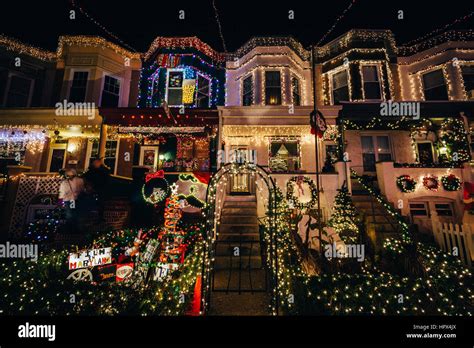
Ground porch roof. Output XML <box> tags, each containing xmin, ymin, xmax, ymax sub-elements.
<box><xmin>98</xmin><ymin>107</ymin><xmax>219</xmax><ymax>128</ymax></box>
<box><xmin>338</xmin><ymin>101</ymin><xmax>474</xmax><ymax>121</ymax></box>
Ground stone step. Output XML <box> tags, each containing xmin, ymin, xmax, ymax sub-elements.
<box><xmin>220</xmin><ymin>215</ymin><xmax>258</xmax><ymax>225</ymax></box>
<box><xmin>211</xmin><ymin>269</ymin><xmax>267</xmax><ymax>291</ymax></box>
<box><xmin>219</xmin><ymin>223</ymin><xmax>259</xmax><ymax>234</ymax></box>
<box><xmin>214</xmin><ymin>241</ymin><xmax>262</xmax><ymax>256</ymax></box>
<box><xmin>221</xmin><ymin>207</ymin><xmax>257</xmax><ymax>216</ymax></box>
<box><xmin>214</xmin><ymin>255</ymin><xmax>263</xmax><ymax>270</ymax></box>
<box><xmin>218</xmin><ymin>233</ymin><xmax>260</xmax><ymax>242</ymax></box>
<box><xmin>223</xmin><ymin>201</ymin><xmax>257</xmax><ymax>208</ymax></box>
<box><xmin>225</xmin><ymin>195</ymin><xmax>256</xmax><ymax>202</ymax></box>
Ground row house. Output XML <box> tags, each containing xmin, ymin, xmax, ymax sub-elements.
<box><xmin>0</xmin><ymin>30</ymin><xmax>473</xmax><ymax>245</ymax></box>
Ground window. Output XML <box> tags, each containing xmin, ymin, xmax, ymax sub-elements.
<box><xmin>332</xmin><ymin>70</ymin><xmax>349</xmax><ymax>104</ymax></box>
<box><xmin>196</xmin><ymin>75</ymin><xmax>210</xmax><ymax>108</ymax></box>
<box><xmin>242</xmin><ymin>75</ymin><xmax>253</xmax><ymax>106</ymax></box>
<box><xmin>291</xmin><ymin>77</ymin><xmax>301</xmax><ymax>106</ymax></box>
<box><xmin>361</xmin><ymin>135</ymin><xmax>392</xmax><ymax>172</ymax></box>
<box><xmin>416</xmin><ymin>142</ymin><xmax>434</xmax><ymax>164</ymax></box>
<box><xmin>90</xmin><ymin>140</ymin><xmax>118</xmax><ymax>173</ymax></box>
<box><xmin>5</xmin><ymin>75</ymin><xmax>32</xmax><ymax>107</ymax></box>
<box><xmin>461</xmin><ymin>65</ymin><xmax>474</xmax><ymax>99</ymax></box>
<box><xmin>422</xmin><ymin>69</ymin><xmax>448</xmax><ymax>101</ymax></box>
<box><xmin>435</xmin><ymin>203</ymin><xmax>453</xmax><ymax>217</ymax></box>
<box><xmin>167</xmin><ymin>71</ymin><xmax>184</xmax><ymax>106</ymax></box>
<box><xmin>269</xmin><ymin>138</ymin><xmax>300</xmax><ymax>172</ymax></box>
<box><xmin>362</xmin><ymin>65</ymin><xmax>382</xmax><ymax>100</ymax></box>
<box><xmin>265</xmin><ymin>71</ymin><xmax>281</xmax><ymax>105</ymax></box>
<box><xmin>409</xmin><ymin>203</ymin><xmax>428</xmax><ymax>217</ymax></box>
<box><xmin>0</xmin><ymin>140</ymin><xmax>26</xmax><ymax>174</ymax></box>
<box><xmin>101</xmin><ymin>76</ymin><xmax>121</xmax><ymax>107</ymax></box>
<box><xmin>69</xmin><ymin>71</ymin><xmax>89</xmax><ymax>103</ymax></box>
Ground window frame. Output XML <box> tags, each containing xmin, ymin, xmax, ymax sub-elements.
<box><xmin>264</xmin><ymin>70</ymin><xmax>282</xmax><ymax>106</ymax></box>
<box><xmin>330</xmin><ymin>69</ymin><xmax>350</xmax><ymax>105</ymax></box>
<box><xmin>195</xmin><ymin>73</ymin><xmax>211</xmax><ymax>108</ymax></box>
<box><xmin>242</xmin><ymin>74</ymin><xmax>254</xmax><ymax>106</ymax></box>
<box><xmin>86</xmin><ymin>139</ymin><xmax>120</xmax><ymax>175</ymax></box>
<box><xmin>421</xmin><ymin>68</ymin><xmax>449</xmax><ymax>101</ymax></box>
<box><xmin>165</xmin><ymin>69</ymin><xmax>185</xmax><ymax>107</ymax></box>
<box><xmin>361</xmin><ymin>64</ymin><xmax>383</xmax><ymax>101</ymax></box>
<box><xmin>3</xmin><ymin>72</ymin><xmax>34</xmax><ymax>107</ymax></box>
<box><xmin>291</xmin><ymin>76</ymin><xmax>301</xmax><ymax>106</ymax></box>
<box><xmin>360</xmin><ymin>134</ymin><xmax>393</xmax><ymax>172</ymax></box>
<box><xmin>100</xmin><ymin>74</ymin><xmax>122</xmax><ymax>107</ymax></box>
<box><xmin>67</xmin><ymin>69</ymin><xmax>90</xmax><ymax>103</ymax></box>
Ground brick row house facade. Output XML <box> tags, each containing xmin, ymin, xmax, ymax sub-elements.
<box><xmin>0</xmin><ymin>30</ymin><xmax>473</xmax><ymax>247</ymax></box>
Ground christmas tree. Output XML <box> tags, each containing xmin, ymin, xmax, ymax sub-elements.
<box><xmin>158</xmin><ymin>183</ymin><xmax>186</xmax><ymax>265</ymax></box>
<box><xmin>327</xmin><ymin>186</ymin><xmax>360</xmax><ymax>244</ymax></box>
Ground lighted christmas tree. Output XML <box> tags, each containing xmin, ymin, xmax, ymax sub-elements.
<box><xmin>158</xmin><ymin>183</ymin><xmax>186</xmax><ymax>265</ymax></box>
<box><xmin>327</xmin><ymin>186</ymin><xmax>360</xmax><ymax>244</ymax></box>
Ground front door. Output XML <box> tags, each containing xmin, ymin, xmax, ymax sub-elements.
<box><xmin>48</xmin><ymin>145</ymin><xmax>67</xmax><ymax>172</ymax></box>
<box><xmin>230</xmin><ymin>147</ymin><xmax>250</xmax><ymax>194</ymax></box>
<box><xmin>140</xmin><ymin>146</ymin><xmax>159</xmax><ymax>171</ymax></box>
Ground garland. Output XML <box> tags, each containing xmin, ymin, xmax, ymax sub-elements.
<box><xmin>441</xmin><ymin>174</ymin><xmax>462</xmax><ymax>191</ymax></box>
<box><xmin>286</xmin><ymin>176</ymin><xmax>318</xmax><ymax>210</ymax></box>
<box><xmin>396</xmin><ymin>175</ymin><xmax>417</xmax><ymax>193</ymax></box>
<box><xmin>422</xmin><ymin>175</ymin><xmax>439</xmax><ymax>191</ymax></box>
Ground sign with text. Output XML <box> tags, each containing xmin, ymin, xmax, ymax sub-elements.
<box><xmin>68</xmin><ymin>247</ymin><xmax>112</xmax><ymax>270</ymax></box>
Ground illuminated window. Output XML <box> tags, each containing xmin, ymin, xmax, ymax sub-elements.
<box><xmin>361</xmin><ymin>135</ymin><xmax>392</xmax><ymax>172</ymax></box>
<box><xmin>332</xmin><ymin>70</ymin><xmax>349</xmax><ymax>104</ymax></box>
<box><xmin>265</xmin><ymin>71</ymin><xmax>281</xmax><ymax>105</ymax></box>
<box><xmin>242</xmin><ymin>75</ymin><xmax>253</xmax><ymax>106</ymax></box>
<box><xmin>422</xmin><ymin>69</ymin><xmax>448</xmax><ymax>101</ymax></box>
<box><xmin>269</xmin><ymin>138</ymin><xmax>300</xmax><ymax>172</ymax></box>
<box><xmin>167</xmin><ymin>71</ymin><xmax>184</xmax><ymax>106</ymax></box>
<box><xmin>362</xmin><ymin>65</ymin><xmax>382</xmax><ymax>100</ymax></box>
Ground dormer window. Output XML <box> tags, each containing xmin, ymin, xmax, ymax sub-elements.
<box><xmin>291</xmin><ymin>77</ymin><xmax>301</xmax><ymax>106</ymax></box>
<box><xmin>362</xmin><ymin>65</ymin><xmax>382</xmax><ymax>100</ymax></box>
<box><xmin>242</xmin><ymin>75</ymin><xmax>253</xmax><ymax>106</ymax></box>
<box><xmin>265</xmin><ymin>71</ymin><xmax>281</xmax><ymax>105</ymax></box>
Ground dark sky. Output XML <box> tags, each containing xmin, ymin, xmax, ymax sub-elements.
<box><xmin>0</xmin><ymin>0</ymin><xmax>473</xmax><ymax>52</ymax></box>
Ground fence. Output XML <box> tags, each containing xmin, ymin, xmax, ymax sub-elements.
<box><xmin>433</xmin><ymin>222</ymin><xmax>474</xmax><ymax>267</ymax></box>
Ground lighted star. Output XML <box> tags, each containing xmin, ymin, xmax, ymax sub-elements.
<box><xmin>170</xmin><ymin>182</ymin><xmax>179</xmax><ymax>194</ymax></box>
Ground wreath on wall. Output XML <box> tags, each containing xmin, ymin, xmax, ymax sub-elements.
<box><xmin>422</xmin><ymin>175</ymin><xmax>439</xmax><ymax>191</ymax></box>
<box><xmin>286</xmin><ymin>176</ymin><xmax>318</xmax><ymax>210</ymax></box>
<box><xmin>441</xmin><ymin>174</ymin><xmax>462</xmax><ymax>191</ymax></box>
<box><xmin>142</xmin><ymin>170</ymin><xmax>170</xmax><ymax>205</ymax></box>
<box><xmin>396</xmin><ymin>175</ymin><xmax>417</xmax><ymax>193</ymax></box>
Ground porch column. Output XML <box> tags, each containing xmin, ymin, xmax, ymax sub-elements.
<box><xmin>98</xmin><ymin>123</ymin><xmax>108</xmax><ymax>163</ymax></box>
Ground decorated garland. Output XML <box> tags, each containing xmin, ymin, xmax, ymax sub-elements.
<box><xmin>441</xmin><ymin>174</ymin><xmax>462</xmax><ymax>191</ymax></box>
<box><xmin>396</xmin><ymin>175</ymin><xmax>417</xmax><ymax>193</ymax></box>
<box><xmin>422</xmin><ymin>175</ymin><xmax>439</xmax><ymax>191</ymax></box>
<box><xmin>286</xmin><ymin>176</ymin><xmax>318</xmax><ymax>210</ymax></box>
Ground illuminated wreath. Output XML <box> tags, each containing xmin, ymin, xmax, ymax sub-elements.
<box><xmin>142</xmin><ymin>175</ymin><xmax>170</xmax><ymax>205</ymax></box>
<box><xmin>286</xmin><ymin>176</ymin><xmax>318</xmax><ymax>210</ymax></box>
<box><xmin>422</xmin><ymin>175</ymin><xmax>439</xmax><ymax>191</ymax></box>
<box><xmin>441</xmin><ymin>174</ymin><xmax>462</xmax><ymax>191</ymax></box>
<box><xmin>396</xmin><ymin>175</ymin><xmax>417</xmax><ymax>193</ymax></box>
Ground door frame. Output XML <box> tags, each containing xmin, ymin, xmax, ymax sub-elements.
<box><xmin>47</xmin><ymin>143</ymin><xmax>67</xmax><ymax>172</ymax></box>
<box><xmin>139</xmin><ymin>145</ymin><xmax>159</xmax><ymax>171</ymax></box>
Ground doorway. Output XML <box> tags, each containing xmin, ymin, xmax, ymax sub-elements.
<box><xmin>139</xmin><ymin>146</ymin><xmax>159</xmax><ymax>171</ymax></box>
<box><xmin>47</xmin><ymin>144</ymin><xmax>67</xmax><ymax>172</ymax></box>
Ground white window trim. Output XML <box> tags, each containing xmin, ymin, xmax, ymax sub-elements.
<box><xmin>85</xmin><ymin>139</ymin><xmax>120</xmax><ymax>175</ymax></box>
<box><xmin>66</xmin><ymin>68</ymin><xmax>91</xmax><ymax>102</ymax></box>
<box><xmin>328</xmin><ymin>67</ymin><xmax>351</xmax><ymax>105</ymax></box>
<box><xmin>165</xmin><ymin>68</ymin><xmax>185</xmax><ymax>107</ymax></box>
<box><xmin>99</xmin><ymin>72</ymin><xmax>123</xmax><ymax>107</ymax></box>
<box><xmin>3</xmin><ymin>72</ymin><xmax>35</xmax><ymax>107</ymax></box>
<box><xmin>360</xmin><ymin>63</ymin><xmax>384</xmax><ymax>101</ymax></box>
<box><xmin>47</xmin><ymin>143</ymin><xmax>67</xmax><ymax>173</ymax></box>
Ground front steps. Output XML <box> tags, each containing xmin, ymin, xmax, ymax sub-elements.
<box><xmin>208</xmin><ymin>194</ymin><xmax>270</xmax><ymax>315</ymax></box>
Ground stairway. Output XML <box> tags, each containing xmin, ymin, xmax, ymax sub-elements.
<box><xmin>208</xmin><ymin>194</ymin><xmax>271</xmax><ymax>316</ymax></box>
<box><xmin>350</xmin><ymin>178</ymin><xmax>402</xmax><ymax>249</ymax></box>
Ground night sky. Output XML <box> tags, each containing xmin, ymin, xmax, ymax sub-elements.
<box><xmin>0</xmin><ymin>0</ymin><xmax>473</xmax><ymax>52</ymax></box>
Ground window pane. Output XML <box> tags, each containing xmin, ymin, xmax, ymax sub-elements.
<box><xmin>69</xmin><ymin>71</ymin><xmax>88</xmax><ymax>103</ymax></box>
<box><xmin>292</xmin><ymin>77</ymin><xmax>300</xmax><ymax>106</ymax></box>
<box><xmin>196</xmin><ymin>75</ymin><xmax>210</xmax><ymax>107</ymax></box>
<box><xmin>362</xmin><ymin>66</ymin><xmax>379</xmax><ymax>82</ymax></box>
<box><xmin>101</xmin><ymin>77</ymin><xmax>121</xmax><ymax>107</ymax></box>
<box><xmin>333</xmin><ymin>71</ymin><xmax>348</xmax><ymax>89</ymax></box>
<box><xmin>462</xmin><ymin>66</ymin><xmax>474</xmax><ymax>96</ymax></box>
<box><xmin>376</xmin><ymin>136</ymin><xmax>390</xmax><ymax>152</ymax></box>
<box><xmin>332</xmin><ymin>71</ymin><xmax>349</xmax><ymax>104</ymax></box>
<box><xmin>265</xmin><ymin>71</ymin><xmax>280</xmax><ymax>87</ymax></box>
<box><xmin>423</xmin><ymin>70</ymin><xmax>445</xmax><ymax>89</ymax></box>
<box><xmin>168</xmin><ymin>72</ymin><xmax>183</xmax><ymax>87</ymax></box>
<box><xmin>363</xmin><ymin>153</ymin><xmax>376</xmax><ymax>172</ymax></box>
<box><xmin>168</xmin><ymin>89</ymin><xmax>182</xmax><ymax>105</ymax></box>
<box><xmin>361</xmin><ymin>136</ymin><xmax>374</xmax><ymax>153</ymax></box>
